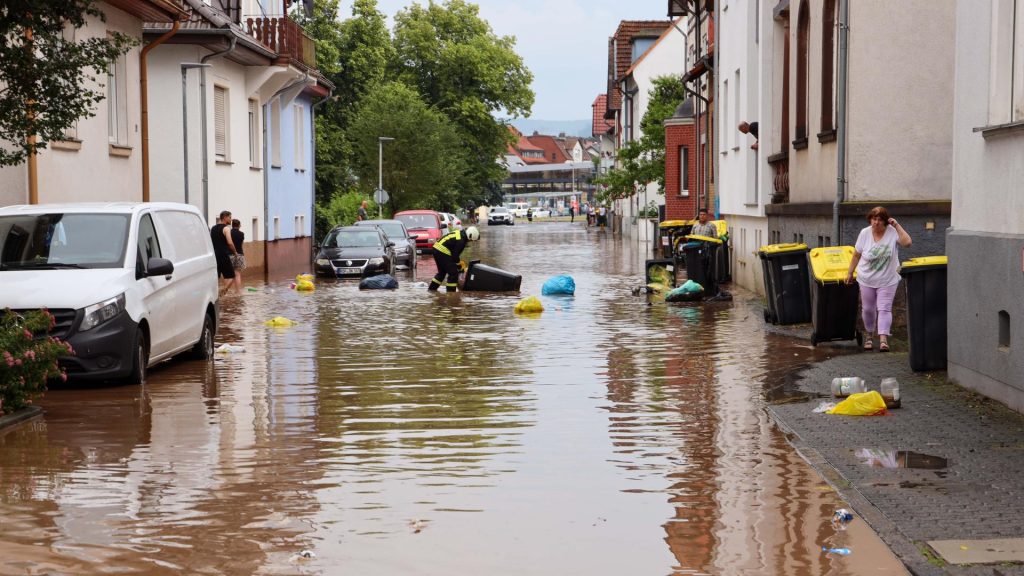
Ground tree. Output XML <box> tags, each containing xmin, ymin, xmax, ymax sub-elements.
<box><xmin>392</xmin><ymin>0</ymin><xmax>534</xmax><ymax>207</ymax></box>
<box><xmin>347</xmin><ymin>82</ymin><xmax>467</xmax><ymax>213</ymax></box>
<box><xmin>596</xmin><ymin>75</ymin><xmax>687</xmax><ymax>201</ymax></box>
<box><xmin>0</xmin><ymin>1</ymin><xmax>135</xmax><ymax>166</ymax></box>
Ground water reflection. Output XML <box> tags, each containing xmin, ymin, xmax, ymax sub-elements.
<box><xmin>0</xmin><ymin>222</ymin><xmax>906</xmax><ymax>575</ymax></box>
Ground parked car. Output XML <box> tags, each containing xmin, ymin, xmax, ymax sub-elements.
<box><xmin>314</xmin><ymin>226</ymin><xmax>397</xmax><ymax>278</ymax></box>
<box><xmin>354</xmin><ymin>219</ymin><xmax>417</xmax><ymax>270</ymax></box>
<box><xmin>394</xmin><ymin>210</ymin><xmax>445</xmax><ymax>253</ymax></box>
<box><xmin>488</xmin><ymin>206</ymin><xmax>515</xmax><ymax>225</ymax></box>
<box><xmin>439</xmin><ymin>212</ymin><xmax>457</xmax><ymax>232</ymax></box>
<box><xmin>0</xmin><ymin>202</ymin><xmax>220</xmax><ymax>384</ymax></box>
<box><xmin>443</xmin><ymin>212</ymin><xmax>462</xmax><ymax>230</ymax></box>
<box><xmin>506</xmin><ymin>202</ymin><xmax>529</xmax><ymax>218</ymax></box>
<box><xmin>529</xmin><ymin>207</ymin><xmax>552</xmax><ymax>219</ymax></box>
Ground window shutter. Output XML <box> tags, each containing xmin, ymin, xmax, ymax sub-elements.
<box><xmin>214</xmin><ymin>86</ymin><xmax>227</xmax><ymax>159</ymax></box>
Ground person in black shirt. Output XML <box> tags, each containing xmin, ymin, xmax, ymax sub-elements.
<box><xmin>738</xmin><ymin>121</ymin><xmax>759</xmax><ymax>150</ymax></box>
<box><xmin>211</xmin><ymin>210</ymin><xmax>239</xmax><ymax>292</ymax></box>
<box><xmin>230</xmin><ymin>219</ymin><xmax>246</xmax><ymax>290</ymax></box>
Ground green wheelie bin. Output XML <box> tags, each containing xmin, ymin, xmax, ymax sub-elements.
<box><xmin>808</xmin><ymin>246</ymin><xmax>863</xmax><ymax>347</ymax></box>
<box><xmin>900</xmin><ymin>256</ymin><xmax>948</xmax><ymax>371</ymax></box>
<box><xmin>758</xmin><ymin>243</ymin><xmax>812</xmax><ymax>325</ymax></box>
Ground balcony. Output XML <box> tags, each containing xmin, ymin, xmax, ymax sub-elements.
<box><xmin>245</xmin><ymin>16</ymin><xmax>316</xmax><ymax>69</ymax></box>
<box><xmin>767</xmin><ymin>152</ymin><xmax>789</xmax><ymax>204</ymax></box>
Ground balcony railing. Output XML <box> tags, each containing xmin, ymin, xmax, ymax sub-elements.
<box><xmin>767</xmin><ymin>152</ymin><xmax>789</xmax><ymax>204</ymax></box>
<box><xmin>245</xmin><ymin>16</ymin><xmax>316</xmax><ymax>69</ymax></box>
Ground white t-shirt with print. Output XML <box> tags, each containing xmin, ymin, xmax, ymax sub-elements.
<box><xmin>855</xmin><ymin>226</ymin><xmax>901</xmax><ymax>288</ymax></box>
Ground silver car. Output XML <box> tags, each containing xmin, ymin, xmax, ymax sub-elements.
<box><xmin>354</xmin><ymin>219</ymin><xmax>417</xmax><ymax>270</ymax></box>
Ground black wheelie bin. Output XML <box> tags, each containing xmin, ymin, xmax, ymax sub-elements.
<box><xmin>808</xmin><ymin>246</ymin><xmax>862</xmax><ymax>347</ymax></box>
<box><xmin>683</xmin><ymin>234</ymin><xmax>723</xmax><ymax>296</ymax></box>
<box><xmin>900</xmin><ymin>256</ymin><xmax>948</xmax><ymax>371</ymax></box>
<box><xmin>758</xmin><ymin>243</ymin><xmax>812</xmax><ymax>325</ymax></box>
<box><xmin>462</xmin><ymin>260</ymin><xmax>522</xmax><ymax>292</ymax></box>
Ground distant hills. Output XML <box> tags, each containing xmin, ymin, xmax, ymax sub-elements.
<box><xmin>508</xmin><ymin>118</ymin><xmax>592</xmax><ymax>137</ymax></box>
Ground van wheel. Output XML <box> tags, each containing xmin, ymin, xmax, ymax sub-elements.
<box><xmin>191</xmin><ymin>313</ymin><xmax>215</xmax><ymax>360</ymax></box>
<box><xmin>129</xmin><ymin>328</ymin><xmax>148</xmax><ymax>385</ymax></box>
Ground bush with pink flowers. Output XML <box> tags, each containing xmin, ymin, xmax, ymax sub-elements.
<box><xmin>1</xmin><ymin>309</ymin><xmax>71</xmax><ymax>415</ymax></box>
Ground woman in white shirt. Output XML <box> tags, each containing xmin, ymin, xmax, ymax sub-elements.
<box><xmin>844</xmin><ymin>206</ymin><xmax>913</xmax><ymax>351</ymax></box>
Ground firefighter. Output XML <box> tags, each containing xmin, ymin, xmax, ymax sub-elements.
<box><xmin>429</xmin><ymin>226</ymin><xmax>480</xmax><ymax>292</ymax></box>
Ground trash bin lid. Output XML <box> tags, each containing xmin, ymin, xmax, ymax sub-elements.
<box><xmin>759</xmin><ymin>242</ymin><xmax>808</xmax><ymax>256</ymax></box>
<box><xmin>710</xmin><ymin>220</ymin><xmax>728</xmax><ymax>238</ymax></box>
<box><xmin>809</xmin><ymin>246</ymin><xmax>856</xmax><ymax>283</ymax></box>
<box><xmin>660</xmin><ymin>219</ymin><xmax>694</xmax><ymax>229</ymax></box>
<box><xmin>900</xmin><ymin>255</ymin><xmax>948</xmax><ymax>274</ymax></box>
<box><xmin>685</xmin><ymin>234</ymin><xmax>724</xmax><ymax>244</ymax></box>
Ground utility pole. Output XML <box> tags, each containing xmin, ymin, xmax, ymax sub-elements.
<box><xmin>378</xmin><ymin>136</ymin><xmax>394</xmax><ymax>218</ymax></box>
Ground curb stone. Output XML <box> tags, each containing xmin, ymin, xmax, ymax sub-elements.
<box><xmin>0</xmin><ymin>406</ymin><xmax>44</xmax><ymax>434</ymax></box>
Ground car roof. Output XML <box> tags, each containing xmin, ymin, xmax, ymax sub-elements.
<box><xmin>331</xmin><ymin>225</ymin><xmax>380</xmax><ymax>233</ymax></box>
<box><xmin>355</xmin><ymin>219</ymin><xmax>404</xmax><ymax>226</ymax></box>
<box><xmin>0</xmin><ymin>202</ymin><xmax>201</xmax><ymax>217</ymax></box>
<box><xmin>394</xmin><ymin>210</ymin><xmax>440</xmax><ymax>215</ymax></box>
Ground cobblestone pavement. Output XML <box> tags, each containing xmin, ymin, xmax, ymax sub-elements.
<box><xmin>760</xmin><ymin>303</ymin><xmax>1024</xmax><ymax>576</ymax></box>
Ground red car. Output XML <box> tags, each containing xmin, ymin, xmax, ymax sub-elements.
<box><xmin>394</xmin><ymin>210</ymin><xmax>445</xmax><ymax>253</ymax></box>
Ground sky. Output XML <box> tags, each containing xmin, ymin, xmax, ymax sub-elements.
<box><xmin>369</xmin><ymin>0</ymin><xmax>673</xmax><ymax>121</ymax></box>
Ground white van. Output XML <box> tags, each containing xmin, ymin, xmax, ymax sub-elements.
<box><xmin>506</xmin><ymin>202</ymin><xmax>529</xmax><ymax>218</ymax></box>
<box><xmin>0</xmin><ymin>203</ymin><xmax>220</xmax><ymax>384</ymax></box>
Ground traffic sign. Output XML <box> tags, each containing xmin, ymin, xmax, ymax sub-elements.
<box><xmin>374</xmin><ymin>188</ymin><xmax>389</xmax><ymax>204</ymax></box>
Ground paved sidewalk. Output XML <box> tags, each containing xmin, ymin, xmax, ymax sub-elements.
<box><xmin>762</xmin><ymin>312</ymin><xmax>1024</xmax><ymax>575</ymax></box>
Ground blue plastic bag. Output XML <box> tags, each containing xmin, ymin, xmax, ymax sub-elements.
<box><xmin>665</xmin><ymin>279</ymin><xmax>704</xmax><ymax>302</ymax></box>
<box><xmin>359</xmin><ymin>274</ymin><xmax>398</xmax><ymax>290</ymax></box>
<box><xmin>541</xmin><ymin>275</ymin><xmax>576</xmax><ymax>295</ymax></box>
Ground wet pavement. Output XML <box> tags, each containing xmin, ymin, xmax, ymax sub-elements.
<box><xmin>0</xmin><ymin>222</ymin><xmax>907</xmax><ymax>575</ymax></box>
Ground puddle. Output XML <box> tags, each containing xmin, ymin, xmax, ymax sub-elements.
<box><xmin>856</xmin><ymin>449</ymin><xmax>948</xmax><ymax>469</ymax></box>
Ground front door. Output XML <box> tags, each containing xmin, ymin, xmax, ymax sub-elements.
<box><xmin>134</xmin><ymin>213</ymin><xmax>177</xmax><ymax>360</ymax></box>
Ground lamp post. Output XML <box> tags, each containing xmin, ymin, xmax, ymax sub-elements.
<box><xmin>378</xmin><ymin>136</ymin><xmax>394</xmax><ymax>218</ymax></box>
<box><xmin>181</xmin><ymin>63</ymin><xmax>212</xmax><ymax>205</ymax></box>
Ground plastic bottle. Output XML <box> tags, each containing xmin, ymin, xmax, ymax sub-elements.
<box><xmin>830</xmin><ymin>377</ymin><xmax>866</xmax><ymax>398</ymax></box>
<box><xmin>880</xmin><ymin>377</ymin><xmax>901</xmax><ymax>409</ymax></box>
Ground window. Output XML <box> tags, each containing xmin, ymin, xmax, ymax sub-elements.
<box><xmin>722</xmin><ymin>78</ymin><xmax>729</xmax><ymax>151</ymax></box>
<box><xmin>679</xmin><ymin>146</ymin><xmax>689</xmax><ymax>196</ymax></box>
<box><xmin>136</xmin><ymin>214</ymin><xmax>162</xmax><ymax>274</ymax></box>
<box><xmin>821</xmin><ymin>0</ymin><xmax>836</xmax><ymax>134</ymax></box>
<box><xmin>795</xmin><ymin>0</ymin><xmax>810</xmax><ymax>146</ymax></box>
<box><xmin>293</xmin><ymin>104</ymin><xmax>305</xmax><ymax>169</ymax></box>
<box><xmin>270</xmin><ymin>99</ymin><xmax>281</xmax><ymax>167</ymax></box>
<box><xmin>248</xmin><ymin>98</ymin><xmax>260</xmax><ymax>167</ymax></box>
<box><xmin>631</xmin><ymin>38</ymin><xmax>656</xmax><ymax>62</ymax></box>
<box><xmin>107</xmin><ymin>47</ymin><xmax>128</xmax><ymax>146</ymax></box>
<box><xmin>273</xmin><ymin>216</ymin><xmax>280</xmax><ymax>240</ymax></box>
<box><xmin>734</xmin><ymin>69</ymin><xmax>741</xmax><ymax>149</ymax></box>
<box><xmin>251</xmin><ymin>217</ymin><xmax>259</xmax><ymax>242</ymax></box>
<box><xmin>214</xmin><ymin>86</ymin><xmax>229</xmax><ymax>161</ymax></box>
<box><xmin>989</xmin><ymin>0</ymin><xmax>1024</xmax><ymax>124</ymax></box>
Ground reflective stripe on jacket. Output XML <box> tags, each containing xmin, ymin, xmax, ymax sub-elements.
<box><xmin>433</xmin><ymin>229</ymin><xmax>466</xmax><ymax>257</ymax></box>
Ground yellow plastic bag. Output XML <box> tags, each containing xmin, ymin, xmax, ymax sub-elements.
<box><xmin>514</xmin><ymin>296</ymin><xmax>544</xmax><ymax>315</ymax></box>
<box><xmin>647</xmin><ymin>265</ymin><xmax>672</xmax><ymax>287</ymax></box>
<box><xmin>264</xmin><ymin>316</ymin><xmax>297</xmax><ymax>327</ymax></box>
<box><xmin>296</xmin><ymin>273</ymin><xmax>314</xmax><ymax>283</ymax></box>
<box><xmin>295</xmin><ymin>280</ymin><xmax>315</xmax><ymax>292</ymax></box>
<box><xmin>828</xmin><ymin>391</ymin><xmax>888</xmax><ymax>416</ymax></box>
<box><xmin>646</xmin><ymin>282</ymin><xmax>669</xmax><ymax>294</ymax></box>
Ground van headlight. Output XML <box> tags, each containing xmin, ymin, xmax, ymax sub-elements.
<box><xmin>80</xmin><ymin>293</ymin><xmax>126</xmax><ymax>331</ymax></box>
<box><xmin>368</xmin><ymin>257</ymin><xmax>384</xmax><ymax>266</ymax></box>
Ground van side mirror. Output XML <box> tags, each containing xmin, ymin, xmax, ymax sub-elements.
<box><xmin>146</xmin><ymin>258</ymin><xmax>174</xmax><ymax>277</ymax></box>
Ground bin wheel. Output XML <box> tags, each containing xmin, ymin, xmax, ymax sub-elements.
<box><xmin>856</xmin><ymin>331</ymin><xmax>864</xmax><ymax>347</ymax></box>
<box><xmin>810</xmin><ymin>332</ymin><xmax>819</xmax><ymax>347</ymax></box>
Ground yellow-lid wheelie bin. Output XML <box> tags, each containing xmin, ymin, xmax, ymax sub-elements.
<box><xmin>683</xmin><ymin>234</ymin><xmax>724</xmax><ymax>296</ymax></box>
<box><xmin>900</xmin><ymin>256</ymin><xmax>948</xmax><ymax>371</ymax></box>
<box><xmin>758</xmin><ymin>243</ymin><xmax>812</xmax><ymax>325</ymax></box>
<box><xmin>658</xmin><ymin>219</ymin><xmax>695</xmax><ymax>260</ymax></box>
<box><xmin>808</xmin><ymin>246</ymin><xmax>863</xmax><ymax>347</ymax></box>
<box><xmin>710</xmin><ymin>220</ymin><xmax>731</xmax><ymax>283</ymax></box>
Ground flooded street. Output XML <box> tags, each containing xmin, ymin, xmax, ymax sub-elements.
<box><xmin>0</xmin><ymin>223</ymin><xmax>906</xmax><ymax>575</ymax></box>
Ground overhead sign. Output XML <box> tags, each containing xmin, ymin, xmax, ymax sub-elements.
<box><xmin>373</xmin><ymin>188</ymin><xmax>389</xmax><ymax>204</ymax></box>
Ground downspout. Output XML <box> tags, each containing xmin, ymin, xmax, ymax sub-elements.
<box><xmin>834</xmin><ymin>0</ymin><xmax>849</xmax><ymax>245</ymax></box>
<box><xmin>141</xmin><ymin>19</ymin><xmax>182</xmax><ymax>202</ymax></box>
<box><xmin>712</xmin><ymin>0</ymin><xmax>720</xmax><ymax>219</ymax></box>
<box><xmin>200</xmin><ymin>36</ymin><xmax>237</xmax><ymax>223</ymax></box>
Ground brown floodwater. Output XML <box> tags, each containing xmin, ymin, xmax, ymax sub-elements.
<box><xmin>0</xmin><ymin>222</ymin><xmax>907</xmax><ymax>575</ymax></box>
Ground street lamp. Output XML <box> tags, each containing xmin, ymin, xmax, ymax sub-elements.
<box><xmin>378</xmin><ymin>136</ymin><xmax>394</xmax><ymax>218</ymax></box>
<box><xmin>181</xmin><ymin>62</ymin><xmax>212</xmax><ymax>205</ymax></box>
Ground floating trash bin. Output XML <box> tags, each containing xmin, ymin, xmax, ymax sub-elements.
<box><xmin>901</xmin><ymin>256</ymin><xmax>948</xmax><ymax>372</ymax></box>
<box><xmin>462</xmin><ymin>260</ymin><xmax>522</xmax><ymax>292</ymax></box>
<box><xmin>683</xmin><ymin>234</ymin><xmax>723</xmax><ymax>296</ymax></box>
<box><xmin>645</xmin><ymin>259</ymin><xmax>676</xmax><ymax>290</ymax></box>
<box><xmin>758</xmin><ymin>243</ymin><xmax>811</xmax><ymax>325</ymax></box>
<box><xmin>808</xmin><ymin>246</ymin><xmax>862</xmax><ymax>347</ymax></box>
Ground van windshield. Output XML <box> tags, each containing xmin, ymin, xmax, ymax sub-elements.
<box><xmin>0</xmin><ymin>213</ymin><xmax>131</xmax><ymax>270</ymax></box>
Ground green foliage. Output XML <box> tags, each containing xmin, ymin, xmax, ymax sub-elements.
<box><xmin>595</xmin><ymin>75</ymin><xmax>687</xmax><ymax>201</ymax></box>
<box><xmin>391</xmin><ymin>0</ymin><xmax>533</xmax><ymax>206</ymax></box>
<box><xmin>317</xmin><ymin>191</ymin><xmax>378</xmax><ymax>237</ymax></box>
<box><xmin>348</xmin><ymin>82</ymin><xmax>467</xmax><ymax>213</ymax></box>
<box><xmin>1</xmin><ymin>310</ymin><xmax>71</xmax><ymax>414</ymax></box>
<box><xmin>0</xmin><ymin>0</ymin><xmax>136</xmax><ymax>166</ymax></box>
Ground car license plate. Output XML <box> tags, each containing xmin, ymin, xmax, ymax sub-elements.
<box><xmin>337</xmin><ymin>267</ymin><xmax>361</xmax><ymax>275</ymax></box>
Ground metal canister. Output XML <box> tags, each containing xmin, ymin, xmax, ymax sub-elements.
<box><xmin>831</xmin><ymin>376</ymin><xmax>866</xmax><ymax>398</ymax></box>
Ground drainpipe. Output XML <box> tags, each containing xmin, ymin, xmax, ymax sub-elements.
<box><xmin>199</xmin><ymin>37</ymin><xmax>237</xmax><ymax>223</ymax></box>
<box><xmin>834</xmin><ymin>0</ymin><xmax>849</xmax><ymax>245</ymax></box>
<box><xmin>712</xmin><ymin>0</ymin><xmax>720</xmax><ymax>219</ymax></box>
<box><xmin>141</xmin><ymin>19</ymin><xmax>182</xmax><ymax>202</ymax></box>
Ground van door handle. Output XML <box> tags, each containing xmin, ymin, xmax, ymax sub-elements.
<box><xmin>164</xmin><ymin>274</ymin><xmax>173</xmax><ymax>281</ymax></box>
